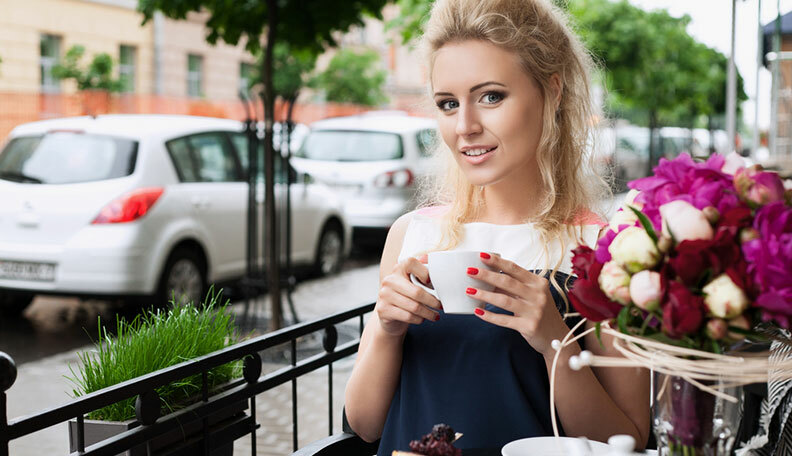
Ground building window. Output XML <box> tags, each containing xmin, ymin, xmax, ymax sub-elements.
<box><xmin>239</xmin><ymin>62</ymin><xmax>256</xmax><ymax>95</ymax></box>
<box><xmin>119</xmin><ymin>45</ymin><xmax>136</xmax><ymax>93</ymax></box>
<box><xmin>40</xmin><ymin>34</ymin><xmax>61</xmax><ymax>93</ymax></box>
<box><xmin>187</xmin><ymin>54</ymin><xmax>203</xmax><ymax>97</ymax></box>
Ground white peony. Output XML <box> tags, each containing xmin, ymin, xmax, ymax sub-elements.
<box><xmin>598</xmin><ymin>261</ymin><xmax>631</xmax><ymax>305</ymax></box>
<box><xmin>702</xmin><ymin>274</ymin><xmax>750</xmax><ymax>319</ymax></box>
<box><xmin>629</xmin><ymin>270</ymin><xmax>663</xmax><ymax>311</ymax></box>
<box><xmin>660</xmin><ymin>200</ymin><xmax>714</xmax><ymax>243</ymax></box>
<box><xmin>608</xmin><ymin>226</ymin><xmax>661</xmax><ymax>273</ymax></box>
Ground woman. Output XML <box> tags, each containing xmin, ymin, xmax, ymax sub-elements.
<box><xmin>344</xmin><ymin>0</ymin><xmax>650</xmax><ymax>452</ymax></box>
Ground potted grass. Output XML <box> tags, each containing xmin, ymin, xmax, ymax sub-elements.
<box><xmin>66</xmin><ymin>290</ymin><xmax>245</xmax><ymax>456</ymax></box>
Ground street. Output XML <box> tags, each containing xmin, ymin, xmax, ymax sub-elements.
<box><xmin>1</xmin><ymin>242</ymin><xmax>384</xmax><ymax>456</ymax></box>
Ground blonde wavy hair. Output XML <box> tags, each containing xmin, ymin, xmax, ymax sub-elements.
<box><xmin>418</xmin><ymin>0</ymin><xmax>611</xmax><ymax>302</ymax></box>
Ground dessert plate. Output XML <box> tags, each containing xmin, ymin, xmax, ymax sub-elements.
<box><xmin>502</xmin><ymin>436</ymin><xmax>611</xmax><ymax>455</ymax></box>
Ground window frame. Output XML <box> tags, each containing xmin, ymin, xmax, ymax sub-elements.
<box><xmin>40</xmin><ymin>34</ymin><xmax>62</xmax><ymax>93</ymax></box>
<box><xmin>165</xmin><ymin>131</ymin><xmax>246</xmax><ymax>183</ymax></box>
<box><xmin>119</xmin><ymin>45</ymin><xmax>136</xmax><ymax>93</ymax></box>
<box><xmin>187</xmin><ymin>54</ymin><xmax>204</xmax><ymax>98</ymax></box>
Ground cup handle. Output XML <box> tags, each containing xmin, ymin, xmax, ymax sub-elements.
<box><xmin>409</xmin><ymin>273</ymin><xmax>438</xmax><ymax>299</ymax></box>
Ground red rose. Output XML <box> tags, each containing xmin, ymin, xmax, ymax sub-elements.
<box><xmin>662</xmin><ymin>281</ymin><xmax>705</xmax><ymax>338</ymax></box>
<box><xmin>569</xmin><ymin>246</ymin><xmax>623</xmax><ymax>322</ymax></box>
<box><xmin>669</xmin><ymin>229</ymin><xmax>741</xmax><ymax>287</ymax></box>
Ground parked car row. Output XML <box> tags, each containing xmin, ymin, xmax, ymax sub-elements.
<box><xmin>0</xmin><ymin>115</ymin><xmax>351</xmax><ymax>316</ymax></box>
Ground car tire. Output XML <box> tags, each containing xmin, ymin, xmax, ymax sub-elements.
<box><xmin>156</xmin><ymin>247</ymin><xmax>207</xmax><ymax>307</ymax></box>
<box><xmin>314</xmin><ymin>221</ymin><xmax>344</xmax><ymax>276</ymax></box>
<box><xmin>0</xmin><ymin>292</ymin><xmax>35</xmax><ymax>318</ymax></box>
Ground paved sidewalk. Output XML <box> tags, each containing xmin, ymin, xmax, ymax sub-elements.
<box><xmin>5</xmin><ymin>264</ymin><xmax>379</xmax><ymax>456</ymax></box>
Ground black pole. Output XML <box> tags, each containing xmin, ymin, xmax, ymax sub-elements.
<box><xmin>263</xmin><ymin>0</ymin><xmax>282</xmax><ymax>331</ymax></box>
<box><xmin>283</xmin><ymin>97</ymin><xmax>299</xmax><ymax>325</ymax></box>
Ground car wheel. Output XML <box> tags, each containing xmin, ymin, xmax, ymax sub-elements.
<box><xmin>157</xmin><ymin>247</ymin><xmax>207</xmax><ymax>307</ymax></box>
<box><xmin>315</xmin><ymin>222</ymin><xmax>344</xmax><ymax>276</ymax></box>
<box><xmin>0</xmin><ymin>292</ymin><xmax>35</xmax><ymax>318</ymax></box>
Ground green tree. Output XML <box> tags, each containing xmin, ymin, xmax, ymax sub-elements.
<box><xmin>311</xmin><ymin>49</ymin><xmax>388</xmax><ymax>106</ymax></box>
<box><xmin>569</xmin><ymin>0</ymin><xmax>745</xmax><ymax>169</ymax></box>
<box><xmin>138</xmin><ymin>0</ymin><xmax>389</xmax><ymax>330</ymax></box>
<box><xmin>51</xmin><ymin>45</ymin><xmax>122</xmax><ymax>92</ymax></box>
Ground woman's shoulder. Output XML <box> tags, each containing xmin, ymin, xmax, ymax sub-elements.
<box><xmin>568</xmin><ymin>207</ymin><xmax>607</xmax><ymax>227</ymax></box>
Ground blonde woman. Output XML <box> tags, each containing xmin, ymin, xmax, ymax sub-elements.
<box><xmin>345</xmin><ymin>0</ymin><xmax>650</xmax><ymax>452</ymax></box>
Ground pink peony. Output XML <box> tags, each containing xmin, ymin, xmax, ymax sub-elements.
<box><xmin>734</xmin><ymin>166</ymin><xmax>786</xmax><ymax>207</ymax></box>
<box><xmin>629</xmin><ymin>153</ymin><xmax>741</xmax><ymax>232</ymax></box>
<box><xmin>743</xmin><ymin>202</ymin><xmax>792</xmax><ymax>328</ymax></box>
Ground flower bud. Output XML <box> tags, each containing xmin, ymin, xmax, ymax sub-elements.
<box><xmin>702</xmin><ymin>274</ymin><xmax>750</xmax><ymax>319</ymax></box>
<box><xmin>660</xmin><ymin>200</ymin><xmax>714</xmax><ymax>243</ymax></box>
<box><xmin>740</xmin><ymin>227</ymin><xmax>760</xmax><ymax>244</ymax></box>
<box><xmin>608</xmin><ymin>226</ymin><xmax>661</xmax><ymax>273</ymax></box>
<box><xmin>735</xmin><ymin>166</ymin><xmax>786</xmax><ymax>206</ymax></box>
<box><xmin>629</xmin><ymin>270</ymin><xmax>663</xmax><ymax>311</ymax></box>
<box><xmin>598</xmin><ymin>261</ymin><xmax>631</xmax><ymax>305</ymax></box>
<box><xmin>623</xmin><ymin>189</ymin><xmax>643</xmax><ymax>209</ymax></box>
<box><xmin>702</xmin><ymin>206</ymin><xmax>720</xmax><ymax>224</ymax></box>
<box><xmin>609</xmin><ymin>208</ymin><xmax>638</xmax><ymax>232</ymax></box>
<box><xmin>706</xmin><ymin>318</ymin><xmax>728</xmax><ymax>340</ymax></box>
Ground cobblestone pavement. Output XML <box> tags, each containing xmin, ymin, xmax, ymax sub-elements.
<box><xmin>5</xmin><ymin>264</ymin><xmax>379</xmax><ymax>456</ymax></box>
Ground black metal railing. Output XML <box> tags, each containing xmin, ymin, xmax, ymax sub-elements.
<box><xmin>0</xmin><ymin>302</ymin><xmax>375</xmax><ymax>456</ymax></box>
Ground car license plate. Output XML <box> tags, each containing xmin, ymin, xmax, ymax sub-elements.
<box><xmin>0</xmin><ymin>260</ymin><xmax>56</xmax><ymax>282</ymax></box>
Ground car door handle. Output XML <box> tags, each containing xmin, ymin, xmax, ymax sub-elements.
<box><xmin>190</xmin><ymin>197</ymin><xmax>210</xmax><ymax>210</ymax></box>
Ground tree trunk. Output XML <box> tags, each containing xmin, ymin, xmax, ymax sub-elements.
<box><xmin>263</xmin><ymin>0</ymin><xmax>282</xmax><ymax>331</ymax></box>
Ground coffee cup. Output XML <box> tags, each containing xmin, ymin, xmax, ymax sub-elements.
<box><xmin>410</xmin><ymin>250</ymin><xmax>497</xmax><ymax>314</ymax></box>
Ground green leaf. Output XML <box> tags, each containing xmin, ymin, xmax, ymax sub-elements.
<box><xmin>617</xmin><ymin>305</ymin><xmax>631</xmax><ymax>334</ymax></box>
<box><xmin>627</xmin><ymin>205</ymin><xmax>658</xmax><ymax>244</ymax></box>
<box><xmin>594</xmin><ymin>321</ymin><xmax>605</xmax><ymax>349</ymax></box>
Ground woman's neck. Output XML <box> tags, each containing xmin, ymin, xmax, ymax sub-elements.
<box><xmin>476</xmin><ymin>167</ymin><xmax>545</xmax><ymax>225</ymax></box>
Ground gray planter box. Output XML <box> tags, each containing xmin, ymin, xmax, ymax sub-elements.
<box><xmin>68</xmin><ymin>399</ymin><xmax>247</xmax><ymax>456</ymax></box>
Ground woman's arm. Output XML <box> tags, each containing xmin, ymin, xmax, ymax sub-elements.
<box><xmin>467</xmin><ymin>254</ymin><xmax>650</xmax><ymax>448</ymax></box>
<box><xmin>344</xmin><ymin>212</ymin><xmax>441</xmax><ymax>442</ymax></box>
<box><xmin>544</xmin><ymin>323</ymin><xmax>651</xmax><ymax>448</ymax></box>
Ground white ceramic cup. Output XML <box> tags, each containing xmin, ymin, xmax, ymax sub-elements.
<box><xmin>409</xmin><ymin>250</ymin><xmax>497</xmax><ymax>314</ymax></box>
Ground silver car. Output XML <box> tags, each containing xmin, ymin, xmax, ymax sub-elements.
<box><xmin>291</xmin><ymin>113</ymin><xmax>438</xmax><ymax>235</ymax></box>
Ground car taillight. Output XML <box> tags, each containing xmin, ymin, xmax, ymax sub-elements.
<box><xmin>373</xmin><ymin>169</ymin><xmax>414</xmax><ymax>188</ymax></box>
<box><xmin>92</xmin><ymin>187</ymin><xmax>164</xmax><ymax>224</ymax></box>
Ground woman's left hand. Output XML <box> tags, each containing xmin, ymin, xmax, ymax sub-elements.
<box><xmin>467</xmin><ymin>252</ymin><xmax>570</xmax><ymax>356</ymax></box>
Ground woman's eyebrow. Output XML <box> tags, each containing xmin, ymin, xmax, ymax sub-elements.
<box><xmin>433</xmin><ymin>81</ymin><xmax>507</xmax><ymax>97</ymax></box>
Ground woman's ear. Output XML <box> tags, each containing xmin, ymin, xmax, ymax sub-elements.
<box><xmin>550</xmin><ymin>73</ymin><xmax>563</xmax><ymax>111</ymax></box>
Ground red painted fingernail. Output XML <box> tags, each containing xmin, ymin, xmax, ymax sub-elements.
<box><xmin>467</xmin><ymin>267</ymin><xmax>479</xmax><ymax>275</ymax></box>
<box><xmin>435</xmin><ymin>313</ymin><xmax>441</xmax><ymax>321</ymax></box>
<box><xmin>474</xmin><ymin>308</ymin><xmax>485</xmax><ymax>316</ymax></box>
<box><xmin>466</xmin><ymin>287</ymin><xmax>477</xmax><ymax>295</ymax></box>
<box><xmin>480</xmin><ymin>252</ymin><xmax>491</xmax><ymax>259</ymax></box>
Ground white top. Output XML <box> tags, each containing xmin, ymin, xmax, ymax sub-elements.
<box><xmin>398</xmin><ymin>209</ymin><xmax>603</xmax><ymax>275</ymax></box>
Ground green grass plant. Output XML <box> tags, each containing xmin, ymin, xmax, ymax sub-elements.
<box><xmin>68</xmin><ymin>290</ymin><xmax>242</xmax><ymax>421</ymax></box>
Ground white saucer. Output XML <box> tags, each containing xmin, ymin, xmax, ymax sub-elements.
<box><xmin>501</xmin><ymin>436</ymin><xmax>611</xmax><ymax>455</ymax></box>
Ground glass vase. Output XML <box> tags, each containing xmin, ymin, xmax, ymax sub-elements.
<box><xmin>653</xmin><ymin>372</ymin><xmax>742</xmax><ymax>456</ymax></box>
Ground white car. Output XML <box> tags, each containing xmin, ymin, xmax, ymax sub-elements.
<box><xmin>291</xmin><ymin>113</ymin><xmax>438</xmax><ymax>235</ymax></box>
<box><xmin>0</xmin><ymin>115</ymin><xmax>351</xmax><ymax>316</ymax></box>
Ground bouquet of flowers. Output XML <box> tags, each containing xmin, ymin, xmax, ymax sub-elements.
<box><xmin>567</xmin><ymin>152</ymin><xmax>792</xmax><ymax>455</ymax></box>
<box><xmin>570</xmin><ymin>153</ymin><xmax>791</xmax><ymax>351</ymax></box>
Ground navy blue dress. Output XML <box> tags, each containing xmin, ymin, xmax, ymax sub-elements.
<box><xmin>377</xmin><ymin>271</ymin><xmax>581</xmax><ymax>454</ymax></box>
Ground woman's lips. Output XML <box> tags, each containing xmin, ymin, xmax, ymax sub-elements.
<box><xmin>461</xmin><ymin>146</ymin><xmax>497</xmax><ymax>164</ymax></box>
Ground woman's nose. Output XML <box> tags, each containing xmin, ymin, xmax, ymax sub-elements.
<box><xmin>455</xmin><ymin>105</ymin><xmax>482</xmax><ymax>137</ymax></box>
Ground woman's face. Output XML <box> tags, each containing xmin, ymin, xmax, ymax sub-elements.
<box><xmin>432</xmin><ymin>40</ymin><xmax>547</xmax><ymax>188</ymax></box>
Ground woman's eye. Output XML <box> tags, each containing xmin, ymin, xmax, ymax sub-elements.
<box><xmin>481</xmin><ymin>92</ymin><xmax>504</xmax><ymax>104</ymax></box>
<box><xmin>438</xmin><ymin>99</ymin><xmax>459</xmax><ymax>111</ymax></box>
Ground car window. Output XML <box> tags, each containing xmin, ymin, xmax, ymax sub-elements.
<box><xmin>296</xmin><ymin>130</ymin><xmax>403</xmax><ymax>161</ymax></box>
<box><xmin>187</xmin><ymin>133</ymin><xmax>242</xmax><ymax>183</ymax></box>
<box><xmin>0</xmin><ymin>133</ymin><xmax>137</xmax><ymax>184</ymax></box>
<box><xmin>416</xmin><ymin>129</ymin><xmax>438</xmax><ymax>157</ymax></box>
<box><xmin>228</xmin><ymin>132</ymin><xmax>289</xmax><ymax>184</ymax></box>
<box><xmin>166</xmin><ymin>137</ymin><xmax>199</xmax><ymax>182</ymax></box>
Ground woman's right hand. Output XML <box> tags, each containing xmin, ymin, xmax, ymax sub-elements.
<box><xmin>375</xmin><ymin>254</ymin><xmax>443</xmax><ymax>337</ymax></box>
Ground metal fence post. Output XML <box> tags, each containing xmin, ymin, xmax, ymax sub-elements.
<box><xmin>0</xmin><ymin>352</ymin><xmax>18</xmax><ymax>456</ymax></box>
